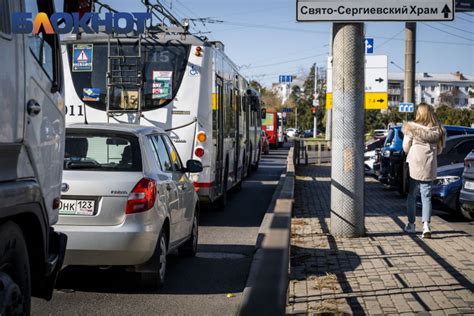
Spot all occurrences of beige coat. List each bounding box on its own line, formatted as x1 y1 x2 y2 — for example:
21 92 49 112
402 122 444 182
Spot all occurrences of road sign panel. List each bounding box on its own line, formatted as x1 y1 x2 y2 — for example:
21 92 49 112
456 0 474 11
282 108 294 113
326 92 388 110
399 103 415 113
279 75 293 83
327 55 388 94
296 0 455 22
365 38 374 54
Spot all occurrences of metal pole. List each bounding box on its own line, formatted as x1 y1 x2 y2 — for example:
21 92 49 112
325 25 333 144
404 22 417 104
295 107 298 131
330 23 365 237
314 65 318 138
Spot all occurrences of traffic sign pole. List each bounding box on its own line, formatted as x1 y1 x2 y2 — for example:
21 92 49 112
330 23 365 237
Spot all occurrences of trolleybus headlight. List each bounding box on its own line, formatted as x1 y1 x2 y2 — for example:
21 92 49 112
195 147 205 158
195 46 202 57
197 132 207 143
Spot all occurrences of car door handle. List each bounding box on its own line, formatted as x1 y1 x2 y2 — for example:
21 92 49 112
27 100 41 117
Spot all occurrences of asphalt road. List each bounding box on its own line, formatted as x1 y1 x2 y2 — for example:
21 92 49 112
32 147 288 316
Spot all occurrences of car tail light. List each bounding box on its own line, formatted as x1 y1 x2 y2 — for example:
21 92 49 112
126 178 157 214
195 147 204 158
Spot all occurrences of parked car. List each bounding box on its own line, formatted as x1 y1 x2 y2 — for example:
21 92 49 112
56 124 203 288
373 129 388 139
460 151 474 220
286 128 298 139
366 137 386 152
261 130 270 154
417 163 464 213
374 125 474 194
364 150 377 177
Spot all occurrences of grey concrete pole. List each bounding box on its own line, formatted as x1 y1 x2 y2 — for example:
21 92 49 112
404 22 417 104
330 23 365 237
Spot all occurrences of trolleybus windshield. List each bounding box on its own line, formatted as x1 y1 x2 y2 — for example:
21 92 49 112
67 42 191 111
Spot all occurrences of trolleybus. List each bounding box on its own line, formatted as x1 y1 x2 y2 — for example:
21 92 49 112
63 32 262 208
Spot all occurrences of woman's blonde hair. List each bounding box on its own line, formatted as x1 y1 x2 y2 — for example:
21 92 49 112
415 103 445 148
415 103 438 127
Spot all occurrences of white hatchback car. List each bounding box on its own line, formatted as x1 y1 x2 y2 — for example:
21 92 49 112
56 123 202 288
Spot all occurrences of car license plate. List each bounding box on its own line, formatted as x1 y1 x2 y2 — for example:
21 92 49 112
59 199 95 216
465 181 474 191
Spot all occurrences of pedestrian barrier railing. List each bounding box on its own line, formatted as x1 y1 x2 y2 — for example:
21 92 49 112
294 138 331 165
239 148 295 316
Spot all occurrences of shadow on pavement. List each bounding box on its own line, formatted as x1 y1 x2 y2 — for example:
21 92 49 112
55 244 254 295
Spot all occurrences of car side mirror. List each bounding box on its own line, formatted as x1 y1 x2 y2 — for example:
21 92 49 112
185 160 203 173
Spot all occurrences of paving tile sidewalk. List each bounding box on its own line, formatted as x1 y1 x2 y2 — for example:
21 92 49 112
287 162 474 315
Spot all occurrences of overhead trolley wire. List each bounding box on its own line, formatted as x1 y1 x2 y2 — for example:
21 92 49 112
421 23 473 42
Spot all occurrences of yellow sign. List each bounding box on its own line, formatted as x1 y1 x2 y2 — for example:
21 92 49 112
326 92 388 110
212 93 219 110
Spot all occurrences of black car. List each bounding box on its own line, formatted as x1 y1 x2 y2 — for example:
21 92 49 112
460 151 474 221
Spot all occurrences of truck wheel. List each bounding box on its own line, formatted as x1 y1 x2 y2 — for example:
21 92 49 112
0 221 31 315
460 205 474 221
178 208 199 257
141 229 167 290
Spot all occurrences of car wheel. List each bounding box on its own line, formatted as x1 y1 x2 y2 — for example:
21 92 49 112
178 208 199 257
141 229 167 289
460 205 474 221
0 222 31 316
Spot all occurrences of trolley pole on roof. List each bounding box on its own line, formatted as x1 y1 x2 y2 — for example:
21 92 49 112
330 23 366 237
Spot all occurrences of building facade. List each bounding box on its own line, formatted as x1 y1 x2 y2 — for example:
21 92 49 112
388 72 473 108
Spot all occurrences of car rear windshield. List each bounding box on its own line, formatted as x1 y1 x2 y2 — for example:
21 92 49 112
64 130 142 172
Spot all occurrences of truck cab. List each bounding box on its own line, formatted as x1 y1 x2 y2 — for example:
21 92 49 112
0 0 67 313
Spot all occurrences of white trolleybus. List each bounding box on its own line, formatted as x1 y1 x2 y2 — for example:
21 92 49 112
63 31 263 208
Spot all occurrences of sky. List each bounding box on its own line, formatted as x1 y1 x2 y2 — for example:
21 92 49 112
58 0 474 87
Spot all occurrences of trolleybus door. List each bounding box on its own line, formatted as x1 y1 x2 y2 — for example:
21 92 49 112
213 77 224 195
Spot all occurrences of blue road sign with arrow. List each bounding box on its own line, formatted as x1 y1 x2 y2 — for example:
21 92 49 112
365 38 374 54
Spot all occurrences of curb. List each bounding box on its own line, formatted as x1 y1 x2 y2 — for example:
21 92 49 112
238 148 295 316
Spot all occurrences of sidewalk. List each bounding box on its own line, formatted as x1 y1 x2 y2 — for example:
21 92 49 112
287 160 474 315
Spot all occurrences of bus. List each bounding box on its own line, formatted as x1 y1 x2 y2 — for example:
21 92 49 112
62 32 262 208
262 110 286 148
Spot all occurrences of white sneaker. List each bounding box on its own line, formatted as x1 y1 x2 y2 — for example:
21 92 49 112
422 222 432 239
404 223 416 234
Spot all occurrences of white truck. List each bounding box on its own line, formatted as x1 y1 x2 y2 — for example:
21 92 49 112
0 0 67 313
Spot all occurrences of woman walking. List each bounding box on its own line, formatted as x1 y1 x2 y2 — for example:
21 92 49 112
402 104 445 238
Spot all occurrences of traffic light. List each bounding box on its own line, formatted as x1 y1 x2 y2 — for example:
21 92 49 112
311 106 316 116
